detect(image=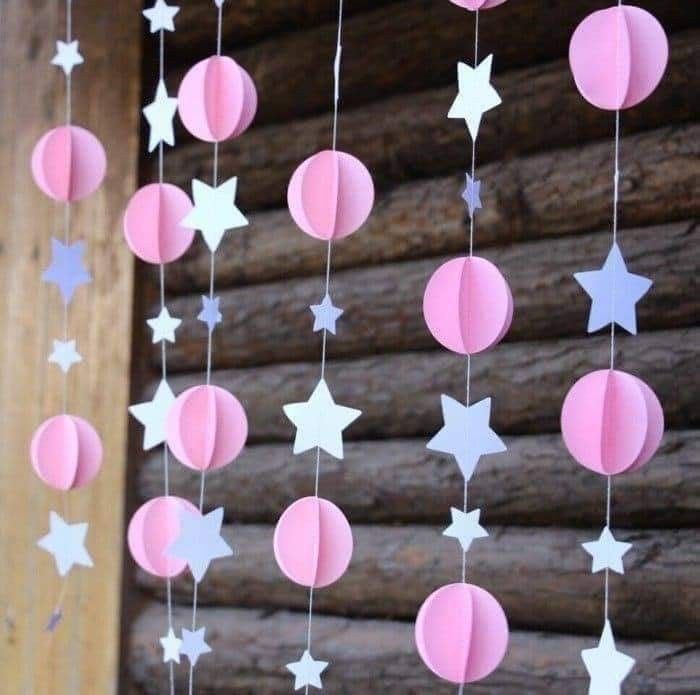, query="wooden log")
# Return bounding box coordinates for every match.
[161,123,700,292]
[160,220,699,370]
[139,430,700,528]
[161,31,699,211]
[128,604,700,694]
[160,328,700,442]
